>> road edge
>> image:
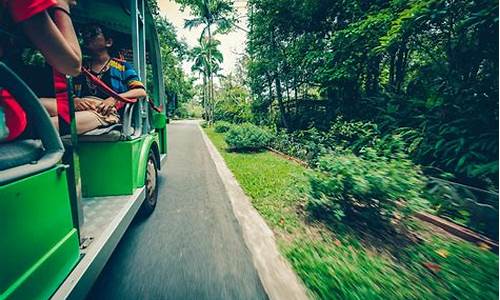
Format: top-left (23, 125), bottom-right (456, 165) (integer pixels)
top-left (198, 124), bottom-right (309, 300)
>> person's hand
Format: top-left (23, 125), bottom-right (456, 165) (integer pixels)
top-left (74, 97), bottom-right (98, 111)
top-left (97, 97), bottom-right (117, 115)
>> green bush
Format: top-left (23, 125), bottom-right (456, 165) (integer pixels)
top-left (200, 120), bottom-right (208, 128)
top-left (224, 123), bottom-right (273, 151)
top-left (214, 121), bottom-right (233, 133)
top-left (307, 149), bottom-right (429, 224)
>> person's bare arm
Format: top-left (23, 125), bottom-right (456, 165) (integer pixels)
top-left (117, 88), bottom-right (148, 100)
top-left (97, 89), bottom-right (148, 115)
top-left (21, 3), bottom-right (81, 76)
top-left (51, 1), bottom-right (81, 62)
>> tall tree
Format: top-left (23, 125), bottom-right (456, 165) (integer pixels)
top-left (191, 38), bottom-right (223, 120)
top-left (177, 0), bottom-right (236, 115)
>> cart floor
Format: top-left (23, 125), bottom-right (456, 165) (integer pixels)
top-left (81, 195), bottom-right (131, 245)
top-left (51, 188), bottom-right (146, 300)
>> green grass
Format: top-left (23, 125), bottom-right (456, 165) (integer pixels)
top-left (206, 127), bottom-right (306, 232)
top-left (205, 127), bottom-right (499, 300)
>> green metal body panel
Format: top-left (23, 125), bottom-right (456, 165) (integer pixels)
top-left (158, 127), bottom-right (167, 154)
top-left (78, 134), bottom-right (159, 197)
top-left (153, 113), bottom-right (167, 154)
top-left (0, 167), bottom-right (80, 300)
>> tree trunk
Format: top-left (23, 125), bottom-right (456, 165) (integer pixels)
top-left (267, 74), bottom-right (274, 121)
top-left (275, 74), bottom-right (290, 130)
top-left (207, 25), bottom-right (215, 123)
top-left (203, 74), bottom-right (209, 121)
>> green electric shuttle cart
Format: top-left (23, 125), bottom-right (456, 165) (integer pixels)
top-left (0, 1), bottom-right (167, 299)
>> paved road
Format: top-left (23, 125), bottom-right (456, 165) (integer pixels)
top-left (87, 120), bottom-right (267, 300)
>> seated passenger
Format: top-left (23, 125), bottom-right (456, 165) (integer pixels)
top-left (1, 0), bottom-right (82, 142)
top-left (41, 24), bottom-right (147, 134)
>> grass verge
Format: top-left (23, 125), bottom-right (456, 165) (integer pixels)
top-left (204, 127), bottom-right (499, 300)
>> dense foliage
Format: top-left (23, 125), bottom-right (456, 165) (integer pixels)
top-left (224, 123), bottom-right (273, 151)
top-left (246, 0), bottom-right (499, 190)
top-left (271, 117), bottom-right (420, 165)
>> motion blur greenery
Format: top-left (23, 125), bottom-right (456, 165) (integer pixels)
top-left (270, 116), bottom-right (497, 235)
top-left (205, 128), bottom-right (498, 300)
top-left (286, 234), bottom-right (498, 300)
top-left (307, 150), bottom-right (429, 224)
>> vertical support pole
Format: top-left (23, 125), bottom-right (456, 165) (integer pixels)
top-left (54, 72), bottom-right (83, 236)
top-left (139, 0), bottom-right (147, 87)
top-left (150, 24), bottom-right (167, 153)
top-left (139, 0), bottom-right (149, 134)
top-left (150, 20), bottom-right (166, 111)
top-left (131, 0), bottom-right (143, 137)
top-left (131, 0), bottom-right (140, 77)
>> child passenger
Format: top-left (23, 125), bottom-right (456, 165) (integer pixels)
top-left (42, 24), bottom-right (147, 134)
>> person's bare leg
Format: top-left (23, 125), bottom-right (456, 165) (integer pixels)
top-left (50, 111), bottom-right (101, 134)
top-left (40, 98), bottom-right (58, 116)
top-left (75, 111), bottom-right (102, 134)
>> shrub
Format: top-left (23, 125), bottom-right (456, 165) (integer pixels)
top-left (200, 120), bottom-right (208, 128)
top-left (306, 149), bottom-right (429, 224)
top-left (224, 123), bottom-right (273, 151)
top-left (214, 121), bottom-right (233, 133)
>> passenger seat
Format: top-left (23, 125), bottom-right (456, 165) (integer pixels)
top-left (0, 139), bottom-right (44, 171)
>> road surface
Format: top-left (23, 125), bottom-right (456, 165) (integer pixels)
top-left (87, 120), bottom-right (268, 300)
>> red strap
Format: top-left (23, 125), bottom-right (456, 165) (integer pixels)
top-left (81, 68), bottom-right (136, 104)
top-left (148, 99), bottom-right (163, 113)
top-left (81, 67), bottom-right (163, 113)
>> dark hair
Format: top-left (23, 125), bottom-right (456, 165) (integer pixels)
top-left (81, 24), bottom-right (112, 41)
top-left (81, 24), bottom-right (118, 56)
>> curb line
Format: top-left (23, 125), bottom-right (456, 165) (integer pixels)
top-left (198, 125), bottom-right (310, 300)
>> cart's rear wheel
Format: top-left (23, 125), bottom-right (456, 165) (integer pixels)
top-left (139, 150), bottom-right (158, 217)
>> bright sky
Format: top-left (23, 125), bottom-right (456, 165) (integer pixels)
top-left (157, 0), bottom-right (248, 77)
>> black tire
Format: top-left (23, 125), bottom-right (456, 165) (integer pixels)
top-left (138, 151), bottom-right (158, 218)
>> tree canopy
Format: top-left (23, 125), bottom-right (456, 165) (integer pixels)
top-left (246, 0), bottom-right (499, 189)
